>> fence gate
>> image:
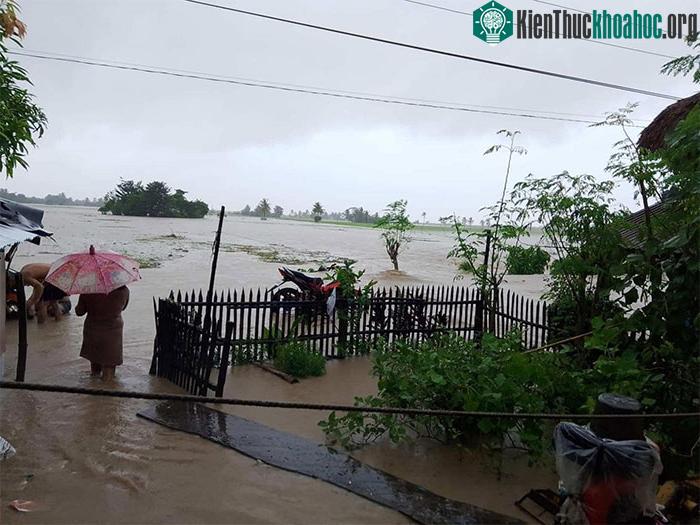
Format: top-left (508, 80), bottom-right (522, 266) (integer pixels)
top-left (150, 298), bottom-right (234, 397)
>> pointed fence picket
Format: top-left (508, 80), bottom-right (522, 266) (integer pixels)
top-left (154, 284), bottom-right (550, 370)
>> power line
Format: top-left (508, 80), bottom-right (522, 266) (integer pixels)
top-left (181, 0), bottom-right (681, 101)
top-left (530, 0), bottom-right (586, 14)
top-left (14, 48), bottom-right (619, 121)
top-left (399, 0), bottom-right (676, 60)
top-left (11, 49), bottom-right (645, 126)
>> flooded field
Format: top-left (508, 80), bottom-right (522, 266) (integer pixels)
top-left (1, 206), bottom-right (554, 523)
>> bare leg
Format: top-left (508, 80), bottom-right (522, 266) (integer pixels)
top-left (90, 362), bottom-right (102, 376)
top-left (102, 366), bottom-right (116, 381)
top-left (36, 302), bottom-right (48, 324)
top-left (50, 301), bottom-right (62, 321)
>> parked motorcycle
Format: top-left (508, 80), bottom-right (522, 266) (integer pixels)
top-left (268, 267), bottom-right (340, 302)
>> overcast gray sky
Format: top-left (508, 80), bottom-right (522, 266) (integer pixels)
top-left (5, 0), bottom-right (697, 220)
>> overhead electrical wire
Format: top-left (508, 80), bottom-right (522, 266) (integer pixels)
top-left (180, 0), bottom-right (681, 101)
top-left (399, 0), bottom-right (676, 60)
top-left (10, 49), bottom-right (646, 126)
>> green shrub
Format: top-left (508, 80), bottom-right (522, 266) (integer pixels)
top-left (319, 333), bottom-right (586, 456)
top-left (274, 342), bottom-right (326, 378)
top-left (506, 245), bottom-right (550, 274)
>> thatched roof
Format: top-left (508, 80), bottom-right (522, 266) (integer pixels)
top-left (638, 92), bottom-right (700, 151)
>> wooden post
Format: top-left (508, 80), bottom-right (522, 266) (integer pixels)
top-left (15, 273), bottom-right (28, 382)
top-left (204, 206), bottom-right (225, 331)
top-left (0, 249), bottom-right (5, 379)
top-left (475, 231), bottom-right (492, 344)
top-left (337, 294), bottom-right (348, 358)
top-left (215, 321), bottom-right (234, 397)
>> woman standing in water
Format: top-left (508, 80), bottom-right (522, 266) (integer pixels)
top-left (75, 286), bottom-right (130, 381)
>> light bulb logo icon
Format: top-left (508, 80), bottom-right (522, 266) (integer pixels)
top-left (481, 8), bottom-right (505, 43)
top-left (473, 1), bottom-right (513, 45)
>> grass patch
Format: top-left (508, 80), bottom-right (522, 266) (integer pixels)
top-left (274, 342), bottom-right (326, 378)
top-left (219, 243), bottom-right (347, 267)
top-left (130, 255), bottom-right (161, 269)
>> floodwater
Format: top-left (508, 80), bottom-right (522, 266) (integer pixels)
top-left (1, 206), bottom-right (554, 524)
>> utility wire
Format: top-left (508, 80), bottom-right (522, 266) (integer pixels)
top-left (11, 50), bottom-right (644, 126)
top-left (2, 381), bottom-right (698, 420)
top-left (181, 0), bottom-right (681, 101)
top-left (13, 48), bottom-right (625, 121)
top-left (399, 0), bottom-right (676, 60)
top-left (530, 0), bottom-right (586, 14)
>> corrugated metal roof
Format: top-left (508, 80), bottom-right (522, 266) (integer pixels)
top-left (620, 200), bottom-right (671, 248)
top-left (0, 198), bottom-right (52, 249)
top-left (0, 224), bottom-right (45, 249)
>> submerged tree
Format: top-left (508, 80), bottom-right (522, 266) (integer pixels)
top-left (99, 179), bottom-right (208, 218)
top-left (312, 201), bottom-right (325, 222)
top-left (0, 0), bottom-right (47, 178)
top-left (255, 198), bottom-right (271, 219)
top-left (273, 205), bottom-right (284, 218)
top-left (375, 200), bottom-right (413, 271)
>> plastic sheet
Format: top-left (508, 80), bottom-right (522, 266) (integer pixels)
top-left (554, 422), bottom-right (662, 524)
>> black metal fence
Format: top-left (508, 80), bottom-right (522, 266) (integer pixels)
top-left (173, 286), bottom-right (484, 363)
top-left (151, 285), bottom-right (551, 396)
top-left (150, 298), bottom-right (234, 397)
top-left (487, 287), bottom-right (550, 349)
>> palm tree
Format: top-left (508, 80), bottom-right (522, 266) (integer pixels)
top-left (312, 201), bottom-right (325, 222)
top-left (421, 211), bottom-right (426, 224)
top-left (256, 198), bottom-right (271, 219)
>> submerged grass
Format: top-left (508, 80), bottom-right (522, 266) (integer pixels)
top-left (130, 255), bottom-right (161, 269)
top-left (219, 243), bottom-right (347, 267)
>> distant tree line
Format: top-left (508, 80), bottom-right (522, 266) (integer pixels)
top-left (233, 199), bottom-right (381, 224)
top-left (99, 180), bottom-right (209, 218)
top-left (0, 188), bottom-right (103, 207)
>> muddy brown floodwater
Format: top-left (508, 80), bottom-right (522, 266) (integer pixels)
top-left (1, 206), bottom-right (555, 524)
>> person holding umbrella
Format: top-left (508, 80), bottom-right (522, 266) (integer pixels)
top-left (45, 246), bottom-right (140, 380)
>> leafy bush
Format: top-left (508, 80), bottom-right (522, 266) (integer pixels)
top-left (274, 342), bottom-right (326, 378)
top-left (506, 246), bottom-right (550, 274)
top-left (319, 333), bottom-right (586, 458)
top-left (319, 329), bottom-right (686, 463)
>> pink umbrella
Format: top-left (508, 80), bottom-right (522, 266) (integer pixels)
top-left (45, 245), bottom-right (141, 295)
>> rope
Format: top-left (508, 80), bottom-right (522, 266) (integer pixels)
top-left (1, 381), bottom-right (698, 420)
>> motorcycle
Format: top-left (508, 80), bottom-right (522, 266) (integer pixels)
top-left (268, 267), bottom-right (340, 303)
